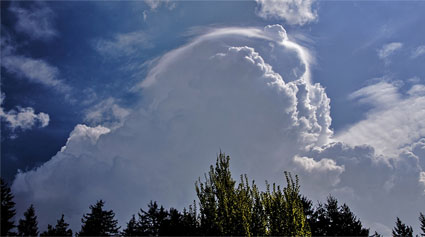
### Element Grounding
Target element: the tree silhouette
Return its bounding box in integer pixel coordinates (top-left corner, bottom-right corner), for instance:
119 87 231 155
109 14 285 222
1 178 16 236
420 212 425 237
122 215 140 236
306 195 369 236
78 200 120 236
40 214 72 236
392 217 413 237
17 204 39 236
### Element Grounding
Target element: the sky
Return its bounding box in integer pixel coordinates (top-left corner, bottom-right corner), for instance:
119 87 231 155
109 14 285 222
1 0 425 235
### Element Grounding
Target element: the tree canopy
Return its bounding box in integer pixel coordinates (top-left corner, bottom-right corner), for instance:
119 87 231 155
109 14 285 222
17 204 39 237
78 200 120 236
1 178 16 236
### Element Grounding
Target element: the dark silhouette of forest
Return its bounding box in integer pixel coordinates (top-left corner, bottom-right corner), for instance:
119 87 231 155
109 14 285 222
1 152 424 236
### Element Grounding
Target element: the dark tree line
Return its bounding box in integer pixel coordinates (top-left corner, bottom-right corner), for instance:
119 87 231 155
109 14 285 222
1 152 425 236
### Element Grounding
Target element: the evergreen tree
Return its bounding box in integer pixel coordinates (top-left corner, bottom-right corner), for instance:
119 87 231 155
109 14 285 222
308 195 369 236
17 204 39 236
136 201 169 236
40 214 72 236
420 212 425 237
1 178 16 236
392 217 413 237
78 200 120 236
122 215 140 236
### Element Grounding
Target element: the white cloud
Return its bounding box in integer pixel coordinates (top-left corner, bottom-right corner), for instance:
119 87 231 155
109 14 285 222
0 94 50 136
1 54 70 92
337 81 425 158
411 45 425 59
84 98 130 129
377 42 403 62
420 172 425 191
293 155 344 173
94 31 152 57
10 25 425 235
144 0 175 11
12 25 333 231
348 81 400 108
255 0 318 26
9 2 57 41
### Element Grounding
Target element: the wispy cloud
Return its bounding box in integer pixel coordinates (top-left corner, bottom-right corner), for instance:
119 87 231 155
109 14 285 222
93 31 152 57
411 45 425 59
255 0 318 26
9 2 57 41
1 54 69 92
377 42 403 63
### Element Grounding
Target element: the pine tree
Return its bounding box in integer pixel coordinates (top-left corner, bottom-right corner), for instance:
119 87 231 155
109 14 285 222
1 178 16 236
122 215 140 236
137 201 169 236
17 204 39 236
78 200 120 236
420 212 425 237
308 195 368 236
40 214 72 236
392 217 413 237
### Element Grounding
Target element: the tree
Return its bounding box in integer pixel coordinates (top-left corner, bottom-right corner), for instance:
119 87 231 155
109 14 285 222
122 215 140 236
262 173 310 236
392 217 413 237
40 214 72 236
17 204 39 236
195 152 310 236
196 152 250 235
308 195 369 236
420 212 425 237
1 178 16 236
78 200 120 236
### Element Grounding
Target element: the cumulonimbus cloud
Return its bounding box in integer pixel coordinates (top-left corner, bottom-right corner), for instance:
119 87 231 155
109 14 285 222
11 25 425 235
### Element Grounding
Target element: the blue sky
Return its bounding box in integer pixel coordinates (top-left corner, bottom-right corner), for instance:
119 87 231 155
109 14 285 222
1 0 425 235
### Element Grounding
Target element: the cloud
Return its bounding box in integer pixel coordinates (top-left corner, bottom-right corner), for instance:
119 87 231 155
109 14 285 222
0 94 49 137
298 141 424 236
337 81 425 158
255 0 318 26
93 31 152 57
9 2 57 41
84 98 130 129
1 54 69 92
12 25 333 231
144 0 175 11
377 42 403 62
411 45 425 59
10 25 425 235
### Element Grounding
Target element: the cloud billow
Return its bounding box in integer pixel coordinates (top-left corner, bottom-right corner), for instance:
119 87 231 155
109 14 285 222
11 25 425 235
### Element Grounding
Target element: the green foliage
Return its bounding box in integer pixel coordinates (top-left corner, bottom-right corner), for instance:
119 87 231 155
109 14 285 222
1 178 16 236
78 200 120 236
420 212 425 237
195 152 310 236
40 214 72 236
17 204 39 236
392 217 413 237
